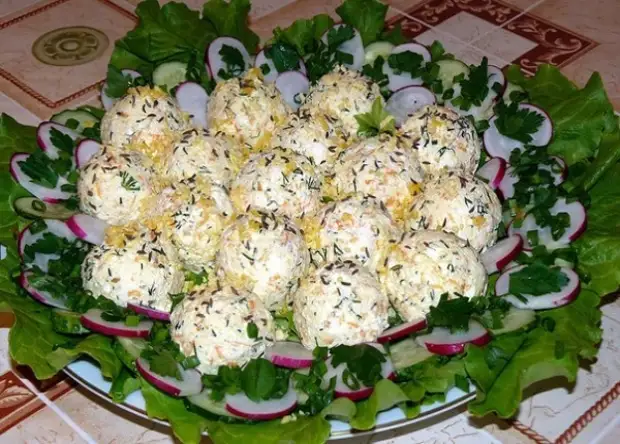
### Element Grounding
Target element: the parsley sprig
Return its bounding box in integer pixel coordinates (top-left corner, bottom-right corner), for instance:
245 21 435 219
448 57 494 111
494 101 545 143
354 97 395 137
330 344 386 389
507 262 569 297
305 25 356 82
427 294 511 333
217 45 247 80
120 171 140 191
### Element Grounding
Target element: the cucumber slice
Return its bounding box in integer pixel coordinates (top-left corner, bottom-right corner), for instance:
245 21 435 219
364 41 394 65
114 337 147 371
388 337 433 371
436 59 470 94
502 82 526 104
490 307 536 335
187 390 242 418
51 110 98 133
14 197 77 220
153 61 188 92
51 310 90 335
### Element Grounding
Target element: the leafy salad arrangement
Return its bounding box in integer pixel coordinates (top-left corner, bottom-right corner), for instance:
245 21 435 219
1 0 619 443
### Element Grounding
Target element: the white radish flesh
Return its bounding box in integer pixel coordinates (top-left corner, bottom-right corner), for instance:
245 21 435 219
20 271 69 310
10 153 74 203
321 25 365 71
476 157 506 190
66 214 107 245
206 37 251 83
487 65 506 99
385 86 436 127
75 139 101 168
264 341 314 368
497 166 518 200
137 358 202 397
18 221 76 272
175 82 209 129
255 49 306 83
80 308 153 338
383 43 431 91
480 234 523 274
127 302 171 322
225 386 298 420
377 317 427 344
274 71 310 111
416 320 490 356
36 122 79 160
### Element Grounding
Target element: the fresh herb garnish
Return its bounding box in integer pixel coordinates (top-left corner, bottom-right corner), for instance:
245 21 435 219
181 355 200 369
293 347 335 415
305 25 355 82
361 56 389 94
387 51 425 79
450 57 491 111
119 171 140 191
145 347 181 379
330 343 386 388
169 293 185 311
508 262 569 296
265 42 301 72
202 365 243 401
427 294 511 332
217 44 247 80
494 101 545 143
106 65 139 99
240 358 291 402
246 321 259 339
18 151 59 189
354 97 395 137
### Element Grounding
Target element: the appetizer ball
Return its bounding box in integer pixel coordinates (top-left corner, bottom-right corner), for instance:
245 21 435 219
294 261 389 349
170 284 275 375
400 105 481 176
165 128 246 187
169 183 234 273
230 147 322 219
327 134 425 222
217 211 310 310
273 112 349 173
303 195 401 272
406 172 502 251
300 65 382 136
207 68 289 148
100 86 186 162
380 230 487 322
82 226 184 312
78 146 157 226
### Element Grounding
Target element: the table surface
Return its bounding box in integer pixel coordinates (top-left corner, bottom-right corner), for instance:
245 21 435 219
1 0 619 442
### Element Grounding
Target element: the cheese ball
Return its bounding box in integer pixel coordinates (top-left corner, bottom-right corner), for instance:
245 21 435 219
100 86 186 162
300 65 382 136
169 183 234 273
207 68 289 149
273 112 349 173
294 261 389 349
165 128 246 187
217 211 310 310
380 230 487 322
78 147 157 226
327 134 425 223
406 172 502 251
82 226 184 312
400 105 481 176
170 284 275 375
230 147 322 219
303 195 401 273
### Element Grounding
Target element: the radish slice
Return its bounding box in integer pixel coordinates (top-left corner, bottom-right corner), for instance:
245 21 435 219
127 302 171 322
206 37 251 83
66 214 107 245
137 358 202 397
75 139 101 168
497 166 518 200
521 104 553 146
476 157 506 190
264 341 314 368
225 385 298 420
542 156 567 186
101 69 142 110
508 198 587 250
495 265 580 310
416 320 490 356
274 71 310 111
328 343 394 401
321 25 365 71
36 122 79 160
385 86 436 127
487 65 506 99
377 317 427 344
382 43 431 92
480 234 523 274
10 153 74 203
20 271 69 310
175 82 209 129
254 48 307 83
80 308 153 338
18 220 76 272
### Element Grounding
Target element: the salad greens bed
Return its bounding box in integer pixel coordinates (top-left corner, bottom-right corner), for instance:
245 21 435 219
0 0 619 443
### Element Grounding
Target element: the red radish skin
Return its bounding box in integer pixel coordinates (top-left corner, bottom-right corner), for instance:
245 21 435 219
377 318 427 344
264 341 314 369
20 271 68 310
416 321 490 356
67 214 107 245
476 157 507 190
422 333 491 356
480 234 523 274
80 309 153 338
136 358 202 397
127 302 171 322
225 387 298 420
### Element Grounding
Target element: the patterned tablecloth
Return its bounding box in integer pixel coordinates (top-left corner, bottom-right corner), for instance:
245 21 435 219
1 0 619 442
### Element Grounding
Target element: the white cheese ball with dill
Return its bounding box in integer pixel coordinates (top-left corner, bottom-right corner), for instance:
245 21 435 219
328 134 425 223
207 68 289 149
381 230 487 322
100 86 186 161
217 211 310 310
300 65 383 136
165 128 246 187
401 105 481 176
82 227 184 312
170 185 234 273
273 112 348 173
406 172 502 251
170 285 275 375
77 147 156 226
294 261 389 349
230 147 322 219
304 195 401 273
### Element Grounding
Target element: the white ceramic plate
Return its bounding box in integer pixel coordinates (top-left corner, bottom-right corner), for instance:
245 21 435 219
66 359 474 440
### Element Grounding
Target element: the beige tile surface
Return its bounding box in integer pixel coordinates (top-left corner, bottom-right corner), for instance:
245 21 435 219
0 0 43 19
470 26 538 64
429 12 499 43
0 92 41 126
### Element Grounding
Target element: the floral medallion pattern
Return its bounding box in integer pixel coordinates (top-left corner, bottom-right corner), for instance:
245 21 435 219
32 26 109 66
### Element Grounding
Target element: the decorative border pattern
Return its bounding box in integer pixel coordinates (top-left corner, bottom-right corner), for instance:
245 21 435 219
511 420 553 444
0 0 137 109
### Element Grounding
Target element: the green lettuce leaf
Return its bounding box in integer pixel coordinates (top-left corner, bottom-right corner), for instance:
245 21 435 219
349 379 409 430
272 15 334 57
398 355 467 394
110 368 141 403
47 334 123 380
336 0 388 46
202 0 259 53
